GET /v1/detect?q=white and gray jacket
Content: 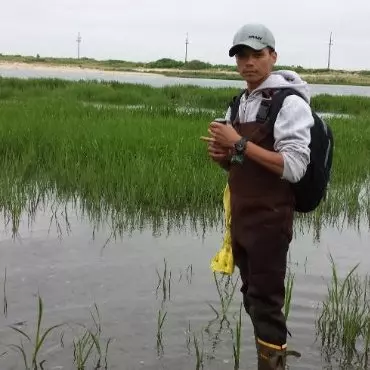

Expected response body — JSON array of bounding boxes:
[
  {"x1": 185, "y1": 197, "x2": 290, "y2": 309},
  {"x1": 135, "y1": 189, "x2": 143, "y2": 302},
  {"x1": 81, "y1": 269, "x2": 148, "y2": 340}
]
[{"x1": 225, "y1": 70, "x2": 314, "y2": 184}]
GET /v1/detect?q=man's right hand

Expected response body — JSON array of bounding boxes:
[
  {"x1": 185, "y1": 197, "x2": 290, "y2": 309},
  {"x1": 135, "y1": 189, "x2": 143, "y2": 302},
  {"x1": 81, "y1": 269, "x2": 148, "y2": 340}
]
[
  {"x1": 208, "y1": 141, "x2": 231, "y2": 164},
  {"x1": 200, "y1": 135, "x2": 231, "y2": 169}
]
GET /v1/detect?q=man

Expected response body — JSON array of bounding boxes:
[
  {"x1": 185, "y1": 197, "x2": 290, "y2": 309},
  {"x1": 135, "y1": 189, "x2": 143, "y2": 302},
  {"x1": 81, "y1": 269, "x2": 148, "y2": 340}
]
[{"x1": 203, "y1": 24, "x2": 314, "y2": 369}]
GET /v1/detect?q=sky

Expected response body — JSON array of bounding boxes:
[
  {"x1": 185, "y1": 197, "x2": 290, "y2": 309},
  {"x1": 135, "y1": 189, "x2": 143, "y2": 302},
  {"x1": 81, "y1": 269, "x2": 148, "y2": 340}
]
[{"x1": 1, "y1": 0, "x2": 370, "y2": 70}]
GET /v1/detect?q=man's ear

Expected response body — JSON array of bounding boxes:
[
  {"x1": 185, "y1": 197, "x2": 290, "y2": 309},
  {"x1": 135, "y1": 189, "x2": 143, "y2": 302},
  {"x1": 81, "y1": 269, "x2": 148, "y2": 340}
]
[{"x1": 271, "y1": 51, "x2": 277, "y2": 65}]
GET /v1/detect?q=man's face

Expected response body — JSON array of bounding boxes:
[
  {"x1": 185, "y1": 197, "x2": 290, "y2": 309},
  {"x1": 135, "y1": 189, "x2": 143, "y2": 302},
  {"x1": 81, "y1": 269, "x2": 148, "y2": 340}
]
[{"x1": 235, "y1": 47, "x2": 277, "y2": 85}]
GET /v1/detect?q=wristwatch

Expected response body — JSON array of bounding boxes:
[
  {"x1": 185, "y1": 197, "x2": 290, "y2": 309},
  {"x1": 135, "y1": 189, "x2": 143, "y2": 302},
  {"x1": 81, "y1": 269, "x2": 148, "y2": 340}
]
[{"x1": 231, "y1": 137, "x2": 248, "y2": 164}]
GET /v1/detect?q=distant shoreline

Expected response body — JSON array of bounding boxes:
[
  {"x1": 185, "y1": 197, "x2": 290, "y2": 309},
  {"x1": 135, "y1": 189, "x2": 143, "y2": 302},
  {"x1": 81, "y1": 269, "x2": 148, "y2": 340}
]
[
  {"x1": 1, "y1": 57, "x2": 370, "y2": 86},
  {"x1": 0, "y1": 61, "x2": 163, "y2": 77}
]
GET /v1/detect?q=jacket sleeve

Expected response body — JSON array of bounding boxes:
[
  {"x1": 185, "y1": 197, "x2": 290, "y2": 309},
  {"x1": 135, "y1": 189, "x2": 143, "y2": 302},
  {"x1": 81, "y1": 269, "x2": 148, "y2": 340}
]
[{"x1": 273, "y1": 95, "x2": 314, "y2": 183}]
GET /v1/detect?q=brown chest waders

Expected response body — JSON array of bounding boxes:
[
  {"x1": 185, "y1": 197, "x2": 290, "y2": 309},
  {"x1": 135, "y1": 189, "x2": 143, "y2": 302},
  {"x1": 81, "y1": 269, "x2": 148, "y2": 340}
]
[{"x1": 228, "y1": 120, "x2": 300, "y2": 368}]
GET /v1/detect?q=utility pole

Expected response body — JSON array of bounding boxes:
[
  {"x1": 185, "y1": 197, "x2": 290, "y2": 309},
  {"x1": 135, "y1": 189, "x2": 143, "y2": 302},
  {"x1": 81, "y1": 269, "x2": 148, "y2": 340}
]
[
  {"x1": 185, "y1": 33, "x2": 189, "y2": 64},
  {"x1": 327, "y1": 32, "x2": 333, "y2": 70},
  {"x1": 76, "y1": 32, "x2": 82, "y2": 59}
]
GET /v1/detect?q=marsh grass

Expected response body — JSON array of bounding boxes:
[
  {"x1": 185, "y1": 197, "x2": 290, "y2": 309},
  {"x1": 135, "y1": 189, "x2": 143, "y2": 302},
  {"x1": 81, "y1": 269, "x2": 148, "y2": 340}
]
[
  {"x1": 73, "y1": 330, "x2": 96, "y2": 369},
  {"x1": 8, "y1": 295, "x2": 63, "y2": 369},
  {"x1": 0, "y1": 76, "x2": 233, "y2": 111},
  {"x1": 284, "y1": 268, "x2": 295, "y2": 321},
  {"x1": 3, "y1": 290, "x2": 111, "y2": 369},
  {"x1": 156, "y1": 259, "x2": 172, "y2": 302},
  {"x1": 231, "y1": 303, "x2": 243, "y2": 370},
  {"x1": 156, "y1": 307, "x2": 167, "y2": 356},
  {"x1": 3, "y1": 76, "x2": 370, "y2": 114},
  {"x1": 208, "y1": 273, "x2": 240, "y2": 324},
  {"x1": 72, "y1": 304, "x2": 112, "y2": 370},
  {"x1": 204, "y1": 273, "x2": 240, "y2": 358},
  {"x1": 0, "y1": 78, "x2": 369, "y2": 239},
  {"x1": 316, "y1": 255, "x2": 370, "y2": 368},
  {"x1": 3, "y1": 268, "x2": 7, "y2": 318},
  {"x1": 0, "y1": 96, "x2": 225, "y2": 217},
  {"x1": 185, "y1": 321, "x2": 192, "y2": 355},
  {"x1": 193, "y1": 331, "x2": 205, "y2": 370},
  {"x1": 178, "y1": 264, "x2": 193, "y2": 284}
]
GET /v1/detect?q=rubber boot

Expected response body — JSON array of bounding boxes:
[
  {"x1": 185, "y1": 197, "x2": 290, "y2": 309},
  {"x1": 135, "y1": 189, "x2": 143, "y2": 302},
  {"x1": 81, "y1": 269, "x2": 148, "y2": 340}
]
[{"x1": 256, "y1": 338, "x2": 301, "y2": 370}]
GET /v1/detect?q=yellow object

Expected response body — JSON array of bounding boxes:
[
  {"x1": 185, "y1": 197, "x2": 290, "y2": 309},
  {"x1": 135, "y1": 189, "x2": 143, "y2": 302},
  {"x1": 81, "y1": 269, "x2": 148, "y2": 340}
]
[{"x1": 210, "y1": 183, "x2": 235, "y2": 275}]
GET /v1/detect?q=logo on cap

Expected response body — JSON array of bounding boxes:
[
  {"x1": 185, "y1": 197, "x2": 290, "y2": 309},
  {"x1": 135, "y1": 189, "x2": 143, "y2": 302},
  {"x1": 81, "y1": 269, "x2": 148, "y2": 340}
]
[{"x1": 248, "y1": 35, "x2": 263, "y2": 41}]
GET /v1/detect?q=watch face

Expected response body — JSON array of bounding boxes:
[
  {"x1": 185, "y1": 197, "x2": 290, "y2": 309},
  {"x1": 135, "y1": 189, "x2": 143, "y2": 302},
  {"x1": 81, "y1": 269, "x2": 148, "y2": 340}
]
[{"x1": 236, "y1": 139, "x2": 245, "y2": 151}]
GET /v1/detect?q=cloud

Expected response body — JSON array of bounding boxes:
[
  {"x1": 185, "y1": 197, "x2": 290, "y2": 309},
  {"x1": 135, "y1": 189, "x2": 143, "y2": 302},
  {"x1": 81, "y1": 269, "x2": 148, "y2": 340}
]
[{"x1": 1, "y1": 0, "x2": 369, "y2": 69}]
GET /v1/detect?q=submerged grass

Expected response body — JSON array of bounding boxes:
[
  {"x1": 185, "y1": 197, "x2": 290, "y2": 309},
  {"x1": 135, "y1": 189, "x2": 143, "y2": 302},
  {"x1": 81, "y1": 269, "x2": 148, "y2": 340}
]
[
  {"x1": 231, "y1": 303, "x2": 243, "y2": 370},
  {"x1": 3, "y1": 268, "x2": 7, "y2": 318},
  {"x1": 208, "y1": 273, "x2": 240, "y2": 324},
  {"x1": 4, "y1": 295, "x2": 111, "y2": 369},
  {"x1": 3, "y1": 251, "x2": 369, "y2": 369},
  {"x1": 72, "y1": 304, "x2": 112, "y2": 370},
  {"x1": 316, "y1": 255, "x2": 370, "y2": 368},
  {"x1": 8, "y1": 295, "x2": 63, "y2": 369},
  {"x1": 284, "y1": 268, "x2": 295, "y2": 321},
  {"x1": 156, "y1": 259, "x2": 172, "y2": 302},
  {"x1": 156, "y1": 307, "x2": 167, "y2": 356},
  {"x1": 193, "y1": 331, "x2": 205, "y2": 370}
]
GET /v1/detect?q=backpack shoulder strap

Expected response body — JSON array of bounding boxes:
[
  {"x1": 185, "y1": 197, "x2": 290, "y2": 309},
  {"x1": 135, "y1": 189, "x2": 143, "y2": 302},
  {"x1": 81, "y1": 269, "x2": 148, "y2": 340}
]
[
  {"x1": 263, "y1": 88, "x2": 308, "y2": 130},
  {"x1": 229, "y1": 89, "x2": 247, "y2": 124},
  {"x1": 229, "y1": 87, "x2": 308, "y2": 127}
]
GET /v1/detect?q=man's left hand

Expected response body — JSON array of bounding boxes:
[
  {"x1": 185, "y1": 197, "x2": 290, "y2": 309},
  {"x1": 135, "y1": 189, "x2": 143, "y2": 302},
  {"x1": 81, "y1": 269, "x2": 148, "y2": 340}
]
[{"x1": 209, "y1": 122, "x2": 242, "y2": 149}]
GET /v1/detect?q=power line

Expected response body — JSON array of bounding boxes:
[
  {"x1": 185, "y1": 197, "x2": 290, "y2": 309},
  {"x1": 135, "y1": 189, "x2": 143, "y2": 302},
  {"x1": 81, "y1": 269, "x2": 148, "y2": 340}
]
[
  {"x1": 327, "y1": 32, "x2": 333, "y2": 70},
  {"x1": 185, "y1": 33, "x2": 189, "y2": 64},
  {"x1": 76, "y1": 32, "x2": 82, "y2": 59}
]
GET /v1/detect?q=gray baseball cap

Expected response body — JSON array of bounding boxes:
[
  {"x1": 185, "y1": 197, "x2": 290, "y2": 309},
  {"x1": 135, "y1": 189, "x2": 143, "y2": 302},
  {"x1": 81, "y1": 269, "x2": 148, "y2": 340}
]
[{"x1": 229, "y1": 23, "x2": 275, "y2": 57}]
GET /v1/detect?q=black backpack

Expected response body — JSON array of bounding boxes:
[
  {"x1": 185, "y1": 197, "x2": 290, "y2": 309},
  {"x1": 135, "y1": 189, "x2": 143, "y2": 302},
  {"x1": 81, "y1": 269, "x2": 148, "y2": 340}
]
[{"x1": 229, "y1": 88, "x2": 334, "y2": 213}]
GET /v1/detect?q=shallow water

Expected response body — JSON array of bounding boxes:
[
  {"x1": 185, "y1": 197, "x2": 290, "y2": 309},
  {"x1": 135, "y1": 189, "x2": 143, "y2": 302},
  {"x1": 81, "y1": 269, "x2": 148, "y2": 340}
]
[
  {"x1": 2, "y1": 65, "x2": 370, "y2": 97},
  {"x1": 82, "y1": 101, "x2": 354, "y2": 120},
  {"x1": 0, "y1": 202, "x2": 369, "y2": 369},
  {"x1": 1, "y1": 65, "x2": 369, "y2": 369}
]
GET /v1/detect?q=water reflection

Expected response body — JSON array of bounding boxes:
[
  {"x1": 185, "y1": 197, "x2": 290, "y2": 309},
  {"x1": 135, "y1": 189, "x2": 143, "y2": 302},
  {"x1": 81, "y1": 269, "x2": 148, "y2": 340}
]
[
  {"x1": 1, "y1": 182, "x2": 369, "y2": 244},
  {"x1": 0, "y1": 193, "x2": 369, "y2": 369}
]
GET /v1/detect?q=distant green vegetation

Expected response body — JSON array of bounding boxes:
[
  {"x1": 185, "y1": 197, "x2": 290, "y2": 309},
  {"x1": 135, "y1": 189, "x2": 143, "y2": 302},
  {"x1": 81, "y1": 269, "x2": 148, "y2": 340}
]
[
  {"x1": 0, "y1": 53, "x2": 146, "y2": 69},
  {"x1": 156, "y1": 70, "x2": 370, "y2": 87},
  {"x1": 2, "y1": 76, "x2": 370, "y2": 114},
  {"x1": 3, "y1": 53, "x2": 370, "y2": 86},
  {"x1": 2, "y1": 53, "x2": 370, "y2": 76}
]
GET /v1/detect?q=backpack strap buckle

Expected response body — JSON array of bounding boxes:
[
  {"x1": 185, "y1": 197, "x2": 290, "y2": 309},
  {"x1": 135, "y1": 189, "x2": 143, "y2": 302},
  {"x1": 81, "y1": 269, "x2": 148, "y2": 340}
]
[
  {"x1": 256, "y1": 89, "x2": 278, "y2": 124},
  {"x1": 256, "y1": 99, "x2": 272, "y2": 123}
]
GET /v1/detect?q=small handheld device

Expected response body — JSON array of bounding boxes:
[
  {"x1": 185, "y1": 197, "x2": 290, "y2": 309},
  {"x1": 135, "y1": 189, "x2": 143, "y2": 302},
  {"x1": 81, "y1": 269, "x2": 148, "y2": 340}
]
[{"x1": 214, "y1": 118, "x2": 228, "y2": 125}]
